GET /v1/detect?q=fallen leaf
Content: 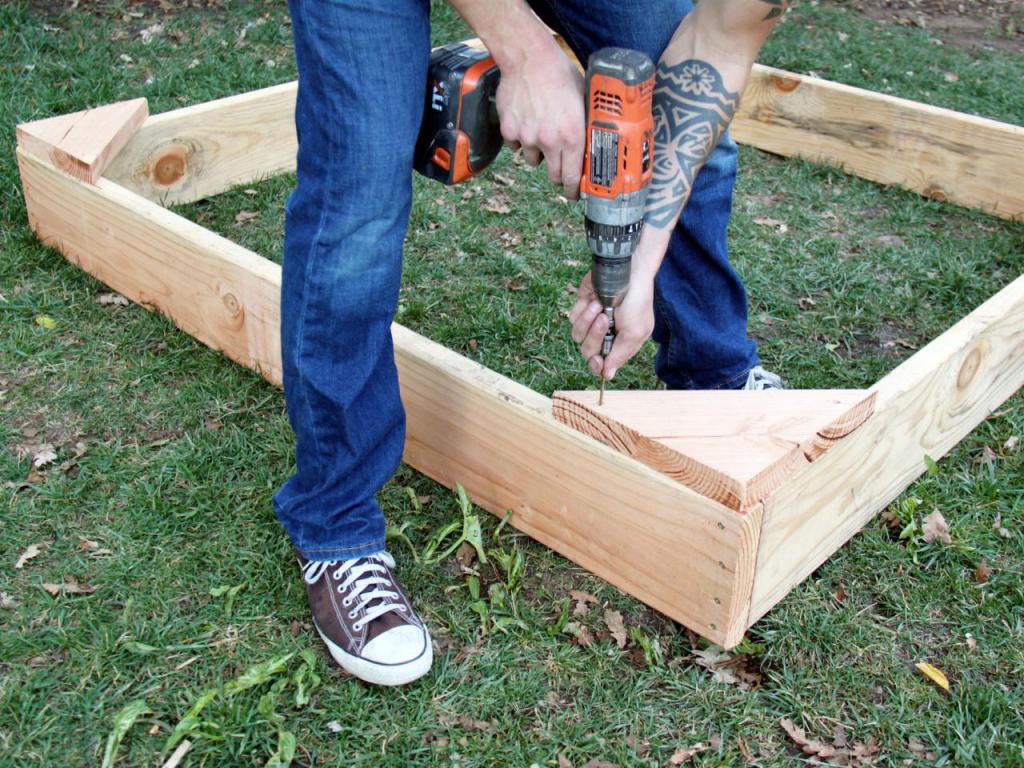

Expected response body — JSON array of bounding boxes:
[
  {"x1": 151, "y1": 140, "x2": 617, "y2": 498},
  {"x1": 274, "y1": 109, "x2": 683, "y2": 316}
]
[
  {"x1": 668, "y1": 744, "x2": 708, "y2": 764},
  {"x1": 42, "y1": 577, "x2": 97, "y2": 596},
  {"x1": 564, "y1": 621, "x2": 594, "y2": 647},
  {"x1": 581, "y1": 761, "x2": 619, "y2": 768},
  {"x1": 993, "y1": 514, "x2": 1012, "y2": 539},
  {"x1": 97, "y1": 292, "x2": 130, "y2": 307},
  {"x1": 780, "y1": 718, "x2": 836, "y2": 758},
  {"x1": 558, "y1": 754, "x2": 573, "y2": 768},
  {"x1": 570, "y1": 589, "x2": 597, "y2": 616},
  {"x1": 501, "y1": 275, "x2": 527, "y2": 291},
  {"x1": 834, "y1": 582, "x2": 846, "y2": 603},
  {"x1": 625, "y1": 733, "x2": 650, "y2": 757},
  {"x1": 492, "y1": 172, "x2": 515, "y2": 187},
  {"x1": 603, "y1": 609, "x2": 627, "y2": 649},
  {"x1": 837, "y1": 31, "x2": 849, "y2": 42},
  {"x1": 234, "y1": 210, "x2": 259, "y2": 226},
  {"x1": 15, "y1": 543, "x2": 43, "y2": 569},
  {"x1": 484, "y1": 197, "x2": 511, "y2": 214},
  {"x1": 455, "y1": 540, "x2": 477, "y2": 568},
  {"x1": 922, "y1": 509, "x2": 951, "y2": 545},
  {"x1": 456, "y1": 714, "x2": 492, "y2": 732},
  {"x1": 709, "y1": 734, "x2": 723, "y2": 749},
  {"x1": 468, "y1": 339, "x2": 478, "y2": 351},
  {"x1": 35, "y1": 315, "x2": 56, "y2": 329},
  {"x1": 326, "y1": 720, "x2": 343, "y2": 733},
  {"x1": 205, "y1": 418, "x2": 223, "y2": 430},
  {"x1": 752, "y1": 216, "x2": 788, "y2": 233},
  {"x1": 243, "y1": 188, "x2": 258, "y2": 195},
  {"x1": 974, "y1": 559, "x2": 991, "y2": 584},
  {"x1": 1003, "y1": 435, "x2": 1019, "y2": 452},
  {"x1": 915, "y1": 661, "x2": 950, "y2": 691},
  {"x1": 833, "y1": 724, "x2": 848, "y2": 748},
  {"x1": 737, "y1": 735, "x2": 755, "y2": 763},
  {"x1": 0, "y1": 592, "x2": 17, "y2": 610},
  {"x1": 798, "y1": 296, "x2": 817, "y2": 309},
  {"x1": 32, "y1": 444, "x2": 57, "y2": 469},
  {"x1": 943, "y1": 72, "x2": 960, "y2": 82}
]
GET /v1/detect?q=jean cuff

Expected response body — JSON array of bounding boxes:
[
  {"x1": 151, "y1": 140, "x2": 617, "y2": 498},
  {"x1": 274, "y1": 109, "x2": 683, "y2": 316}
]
[
  {"x1": 661, "y1": 357, "x2": 759, "y2": 391},
  {"x1": 297, "y1": 538, "x2": 387, "y2": 562}
]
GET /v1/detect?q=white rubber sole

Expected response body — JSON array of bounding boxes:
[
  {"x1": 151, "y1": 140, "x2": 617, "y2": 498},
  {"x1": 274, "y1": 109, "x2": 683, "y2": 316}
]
[{"x1": 313, "y1": 620, "x2": 433, "y2": 687}]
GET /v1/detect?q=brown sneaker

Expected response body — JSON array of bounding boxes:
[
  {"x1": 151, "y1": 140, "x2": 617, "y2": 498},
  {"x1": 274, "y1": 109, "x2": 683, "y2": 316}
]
[{"x1": 299, "y1": 551, "x2": 432, "y2": 686}]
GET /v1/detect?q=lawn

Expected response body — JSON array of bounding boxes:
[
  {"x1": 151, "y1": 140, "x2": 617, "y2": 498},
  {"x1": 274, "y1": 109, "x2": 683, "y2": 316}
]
[{"x1": 1, "y1": 1, "x2": 1023, "y2": 766}]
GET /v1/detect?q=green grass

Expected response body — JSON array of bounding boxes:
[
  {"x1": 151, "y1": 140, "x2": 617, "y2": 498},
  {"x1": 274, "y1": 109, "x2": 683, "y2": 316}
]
[{"x1": 2, "y1": 1, "x2": 1023, "y2": 766}]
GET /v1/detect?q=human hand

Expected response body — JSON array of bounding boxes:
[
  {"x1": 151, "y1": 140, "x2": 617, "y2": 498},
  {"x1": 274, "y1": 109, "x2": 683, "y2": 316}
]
[
  {"x1": 567, "y1": 270, "x2": 655, "y2": 381},
  {"x1": 496, "y1": 45, "x2": 585, "y2": 199}
]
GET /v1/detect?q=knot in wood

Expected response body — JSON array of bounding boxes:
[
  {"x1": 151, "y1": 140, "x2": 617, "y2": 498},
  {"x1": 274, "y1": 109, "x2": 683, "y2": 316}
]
[
  {"x1": 150, "y1": 144, "x2": 189, "y2": 187},
  {"x1": 770, "y1": 74, "x2": 800, "y2": 93},
  {"x1": 957, "y1": 345, "x2": 983, "y2": 391}
]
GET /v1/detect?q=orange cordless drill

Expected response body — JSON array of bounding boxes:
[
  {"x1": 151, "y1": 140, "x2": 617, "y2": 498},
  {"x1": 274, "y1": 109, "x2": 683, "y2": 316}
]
[{"x1": 580, "y1": 47, "x2": 655, "y2": 400}]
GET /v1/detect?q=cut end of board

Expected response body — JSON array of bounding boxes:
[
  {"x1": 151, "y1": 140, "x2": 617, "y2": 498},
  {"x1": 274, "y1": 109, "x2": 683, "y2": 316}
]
[
  {"x1": 16, "y1": 98, "x2": 149, "y2": 184},
  {"x1": 552, "y1": 389, "x2": 876, "y2": 511}
]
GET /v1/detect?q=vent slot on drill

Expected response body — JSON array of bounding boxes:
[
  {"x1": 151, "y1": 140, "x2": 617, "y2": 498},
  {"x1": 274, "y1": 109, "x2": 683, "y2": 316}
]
[
  {"x1": 592, "y1": 90, "x2": 623, "y2": 116},
  {"x1": 589, "y1": 128, "x2": 619, "y2": 188}
]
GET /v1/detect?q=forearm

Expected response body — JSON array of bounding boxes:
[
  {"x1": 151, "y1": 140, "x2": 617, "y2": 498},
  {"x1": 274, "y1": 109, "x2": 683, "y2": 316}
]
[
  {"x1": 636, "y1": 0, "x2": 788, "y2": 277},
  {"x1": 446, "y1": 0, "x2": 562, "y2": 71}
]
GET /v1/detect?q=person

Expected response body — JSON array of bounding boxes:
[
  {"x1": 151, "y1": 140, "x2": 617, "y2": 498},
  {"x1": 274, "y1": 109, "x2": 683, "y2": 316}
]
[{"x1": 277, "y1": 0, "x2": 787, "y2": 686}]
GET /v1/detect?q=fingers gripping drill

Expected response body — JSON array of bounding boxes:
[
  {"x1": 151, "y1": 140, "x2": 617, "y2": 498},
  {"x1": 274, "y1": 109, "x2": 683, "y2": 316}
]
[{"x1": 579, "y1": 48, "x2": 655, "y2": 405}]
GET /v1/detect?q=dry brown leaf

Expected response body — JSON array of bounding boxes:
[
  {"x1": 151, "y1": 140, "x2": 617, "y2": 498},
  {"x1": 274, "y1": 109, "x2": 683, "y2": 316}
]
[
  {"x1": 580, "y1": 761, "x2": 619, "y2": 768},
  {"x1": 234, "y1": 210, "x2": 259, "y2": 226},
  {"x1": 752, "y1": 216, "x2": 788, "y2": 233},
  {"x1": 922, "y1": 509, "x2": 952, "y2": 545},
  {"x1": 97, "y1": 292, "x2": 130, "y2": 306},
  {"x1": 15, "y1": 543, "x2": 43, "y2": 569},
  {"x1": 834, "y1": 581, "x2": 846, "y2": 604},
  {"x1": 455, "y1": 541, "x2": 477, "y2": 568},
  {"x1": 41, "y1": 577, "x2": 96, "y2": 596},
  {"x1": 484, "y1": 196, "x2": 511, "y2": 214},
  {"x1": 603, "y1": 609, "x2": 627, "y2": 649},
  {"x1": 557, "y1": 754, "x2": 573, "y2": 768},
  {"x1": 943, "y1": 71, "x2": 960, "y2": 82},
  {"x1": 564, "y1": 621, "x2": 594, "y2": 647},
  {"x1": 0, "y1": 592, "x2": 17, "y2": 610},
  {"x1": 737, "y1": 735, "x2": 756, "y2": 763},
  {"x1": 798, "y1": 296, "x2": 816, "y2": 309},
  {"x1": 993, "y1": 514, "x2": 1012, "y2": 539},
  {"x1": 492, "y1": 172, "x2": 515, "y2": 187},
  {"x1": 975, "y1": 559, "x2": 992, "y2": 584},
  {"x1": 468, "y1": 339, "x2": 478, "y2": 351},
  {"x1": 32, "y1": 444, "x2": 57, "y2": 469},
  {"x1": 779, "y1": 718, "x2": 836, "y2": 758},
  {"x1": 668, "y1": 743, "x2": 708, "y2": 764},
  {"x1": 1003, "y1": 435, "x2": 1020, "y2": 452}
]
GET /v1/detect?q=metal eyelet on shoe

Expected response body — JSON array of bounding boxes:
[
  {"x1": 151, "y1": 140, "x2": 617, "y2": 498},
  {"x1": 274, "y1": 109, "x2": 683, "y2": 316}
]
[
  {"x1": 353, "y1": 621, "x2": 363, "y2": 632},
  {"x1": 342, "y1": 597, "x2": 351, "y2": 606},
  {"x1": 348, "y1": 610, "x2": 357, "y2": 619},
  {"x1": 398, "y1": 606, "x2": 407, "y2": 612}
]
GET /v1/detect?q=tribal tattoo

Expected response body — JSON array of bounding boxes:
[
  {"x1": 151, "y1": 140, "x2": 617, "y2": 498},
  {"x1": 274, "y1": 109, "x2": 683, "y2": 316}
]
[
  {"x1": 644, "y1": 59, "x2": 740, "y2": 229},
  {"x1": 759, "y1": 0, "x2": 790, "y2": 21}
]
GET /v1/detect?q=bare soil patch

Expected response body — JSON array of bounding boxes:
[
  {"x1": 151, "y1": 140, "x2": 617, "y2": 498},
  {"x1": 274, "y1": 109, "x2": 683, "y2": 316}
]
[{"x1": 834, "y1": 0, "x2": 1024, "y2": 52}]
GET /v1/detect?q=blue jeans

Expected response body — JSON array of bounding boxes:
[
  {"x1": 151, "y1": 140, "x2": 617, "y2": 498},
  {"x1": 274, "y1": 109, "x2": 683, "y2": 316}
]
[{"x1": 274, "y1": 0, "x2": 759, "y2": 559}]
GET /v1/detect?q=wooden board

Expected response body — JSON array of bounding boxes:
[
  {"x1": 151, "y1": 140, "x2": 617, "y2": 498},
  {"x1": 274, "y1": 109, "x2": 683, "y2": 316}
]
[
  {"x1": 17, "y1": 147, "x2": 760, "y2": 647},
  {"x1": 103, "y1": 66, "x2": 1024, "y2": 221},
  {"x1": 553, "y1": 389, "x2": 875, "y2": 511},
  {"x1": 16, "y1": 98, "x2": 148, "y2": 184},
  {"x1": 733, "y1": 66, "x2": 1024, "y2": 220},
  {"x1": 748, "y1": 274, "x2": 1024, "y2": 625}
]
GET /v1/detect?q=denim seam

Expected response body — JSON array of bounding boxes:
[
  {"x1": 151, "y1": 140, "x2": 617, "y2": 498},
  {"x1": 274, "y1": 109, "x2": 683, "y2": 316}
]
[
  {"x1": 304, "y1": 539, "x2": 386, "y2": 555},
  {"x1": 289, "y1": 0, "x2": 338, "y2": 493}
]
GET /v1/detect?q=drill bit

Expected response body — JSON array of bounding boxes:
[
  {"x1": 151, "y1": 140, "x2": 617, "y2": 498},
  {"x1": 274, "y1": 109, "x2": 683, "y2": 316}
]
[{"x1": 598, "y1": 308, "x2": 615, "y2": 406}]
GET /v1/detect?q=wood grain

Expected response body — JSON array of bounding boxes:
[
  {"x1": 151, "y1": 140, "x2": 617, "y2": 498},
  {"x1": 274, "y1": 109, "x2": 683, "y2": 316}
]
[
  {"x1": 553, "y1": 390, "x2": 875, "y2": 511},
  {"x1": 734, "y1": 65, "x2": 1024, "y2": 220},
  {"x1": 17, "y1": 98, "x2": 148, "y2": 184},
  {"x1": 18, "y1": 148, "x2": 757, "y2": 647},
  {"x1": 749, "y1": 274, "x2": 1024, "y2": 624}
]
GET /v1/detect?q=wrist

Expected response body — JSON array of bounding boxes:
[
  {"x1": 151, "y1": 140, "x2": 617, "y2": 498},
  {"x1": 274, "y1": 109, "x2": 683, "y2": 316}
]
[{"x1": 481, "y1": 16, "x2": 560, "y2": 74}]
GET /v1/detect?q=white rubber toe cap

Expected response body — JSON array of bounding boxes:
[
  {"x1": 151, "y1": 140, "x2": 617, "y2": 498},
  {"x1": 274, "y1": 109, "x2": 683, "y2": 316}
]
[{"x1": 363, "y1": 625, "x2": 428, "y2": 664}]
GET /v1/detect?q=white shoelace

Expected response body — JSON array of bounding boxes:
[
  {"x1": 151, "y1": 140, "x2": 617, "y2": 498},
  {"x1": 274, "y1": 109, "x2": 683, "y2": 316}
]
[{"x1": 302, "y1": 552, "x2": 405, "y2": 632}]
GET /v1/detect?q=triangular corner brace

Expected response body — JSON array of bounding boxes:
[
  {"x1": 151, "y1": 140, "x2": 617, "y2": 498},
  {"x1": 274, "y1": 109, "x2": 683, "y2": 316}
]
[
  {"x1": 552, "y1": 388, "x2": 876, "y2": 512},
  {"x1": 15, "y1": 98, "x2": 148, "y2": 184}
]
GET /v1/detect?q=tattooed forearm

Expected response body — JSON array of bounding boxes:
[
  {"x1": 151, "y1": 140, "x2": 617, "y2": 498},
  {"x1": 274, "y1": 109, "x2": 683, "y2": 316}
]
[
  {"x1": 759, "y1": 0, "x2": 790, "y2": 21},
  {"x1": 644, "y1": 59, "x2": 740, "y2": 229}
]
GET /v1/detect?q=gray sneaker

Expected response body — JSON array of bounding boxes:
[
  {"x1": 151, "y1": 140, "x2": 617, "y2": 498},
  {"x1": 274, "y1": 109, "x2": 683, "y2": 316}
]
[
  {"x1": 743, "y1": 365, "x2": 784, "y2": 391},
  {"x1": 299, "y1": 551, "x2": 432, "y2": 686}
]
